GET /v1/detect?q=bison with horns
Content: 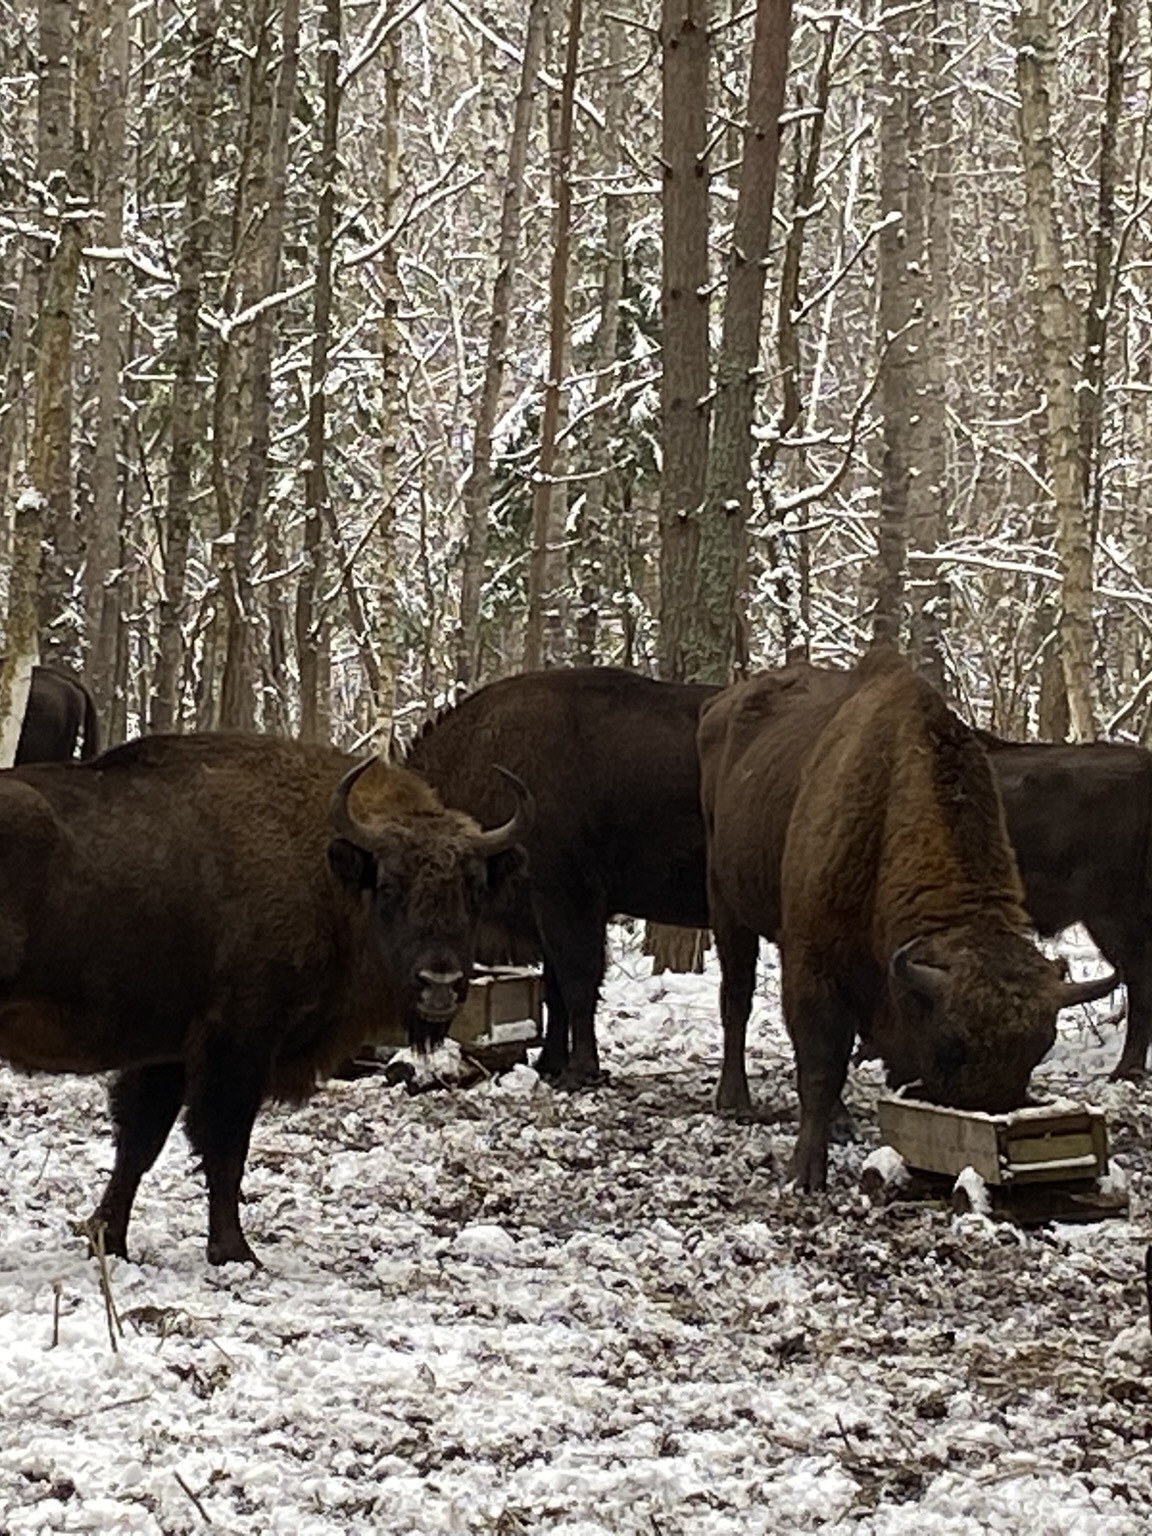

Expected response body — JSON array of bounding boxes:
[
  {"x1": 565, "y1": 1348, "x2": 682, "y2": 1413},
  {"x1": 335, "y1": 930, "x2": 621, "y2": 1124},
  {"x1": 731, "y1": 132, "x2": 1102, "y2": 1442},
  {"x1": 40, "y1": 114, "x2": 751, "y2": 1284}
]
[
  {"x1": 700, "y1": 650, "x2": 1118, "y2": 1189},
  {"x1": 0, "y1": 733, "x2": 530, "y2": 1262}
]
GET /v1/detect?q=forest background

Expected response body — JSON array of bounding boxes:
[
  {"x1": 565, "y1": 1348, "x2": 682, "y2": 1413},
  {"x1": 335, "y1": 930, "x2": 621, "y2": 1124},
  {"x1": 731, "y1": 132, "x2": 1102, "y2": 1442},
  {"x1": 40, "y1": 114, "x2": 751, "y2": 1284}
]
[{"x1": 0, "y1": 0, "x2": 1147, "y2": 754}]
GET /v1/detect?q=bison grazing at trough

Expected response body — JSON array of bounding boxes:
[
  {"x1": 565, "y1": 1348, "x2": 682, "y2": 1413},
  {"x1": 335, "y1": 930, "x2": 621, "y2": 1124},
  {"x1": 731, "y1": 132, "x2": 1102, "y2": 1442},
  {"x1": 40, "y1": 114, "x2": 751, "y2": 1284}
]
[
  {"x1": 701, "y1": 651, "x2": 1117, "y2": 1189},
  {"x1": 11, "y1": 665, "x2": 100, "y2": 763},
  {"x1": 0, "y1": 733, "x2": 530, "y2": 1263},
  {"x1": 406, "y1": 667, "x2": 717, "y2": 1086}
]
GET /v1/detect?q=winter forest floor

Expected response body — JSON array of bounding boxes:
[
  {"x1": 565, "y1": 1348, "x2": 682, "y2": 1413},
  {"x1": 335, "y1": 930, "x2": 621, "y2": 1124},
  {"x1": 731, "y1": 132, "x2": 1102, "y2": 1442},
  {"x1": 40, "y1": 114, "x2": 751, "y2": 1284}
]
[{"x1": 2, "y1": 930, "x2": 1152, "y2": 1535}]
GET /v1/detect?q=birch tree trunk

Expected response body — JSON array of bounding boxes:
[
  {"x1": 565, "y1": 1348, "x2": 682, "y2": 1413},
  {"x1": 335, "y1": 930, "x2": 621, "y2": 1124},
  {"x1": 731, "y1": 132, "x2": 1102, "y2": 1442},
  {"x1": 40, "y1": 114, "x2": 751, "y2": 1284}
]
[
  {"x1": 149, "y1": 0, "x2": 216, "y2": 732},
  {"x1": 691, "y1": 0, "x2": 793, "y2": 684},
  {"x1": 297, "y1": 0, "x2": 341, "y2": 744},
  {"x1": 658, "y1": 0, "x2": 710, "y2": 682},
  {"x1": 1015, "y1": 0, "x2": 1097, "y2": 739},
  {"x1": 524, "y1": 0, "x2": 583, "y2": 672},
  {"x1": 455, "y1": 0, "x2": 548, "y2": 687}
]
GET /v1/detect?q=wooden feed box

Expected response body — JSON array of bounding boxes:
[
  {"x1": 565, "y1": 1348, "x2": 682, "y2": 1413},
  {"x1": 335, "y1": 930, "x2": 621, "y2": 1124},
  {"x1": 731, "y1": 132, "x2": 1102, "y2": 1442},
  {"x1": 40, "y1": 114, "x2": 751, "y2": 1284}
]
[
  {"x1": 875, "y1": 1095, "x2": 1125, "y2": 1223},
  {"x1": 363, "y1": 965, "x2": 544, "y2": 1065}
]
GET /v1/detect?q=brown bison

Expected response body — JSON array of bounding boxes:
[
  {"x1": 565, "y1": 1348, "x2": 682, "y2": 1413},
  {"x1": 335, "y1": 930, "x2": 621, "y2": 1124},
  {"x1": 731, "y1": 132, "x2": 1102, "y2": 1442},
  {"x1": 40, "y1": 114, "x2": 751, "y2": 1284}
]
[
  {"x1": 406, "y1": 667, "x2": 716, "y2": 1086},
  {"x1": 0, "y1": 733, "x2": 529, "y2": 1262},
  {"x1": 700, "y1": 651, "x2": 1117, "y2": 1188},
  {"x1": 12, "y1": 665, "x2": 100, "y2": 763}
]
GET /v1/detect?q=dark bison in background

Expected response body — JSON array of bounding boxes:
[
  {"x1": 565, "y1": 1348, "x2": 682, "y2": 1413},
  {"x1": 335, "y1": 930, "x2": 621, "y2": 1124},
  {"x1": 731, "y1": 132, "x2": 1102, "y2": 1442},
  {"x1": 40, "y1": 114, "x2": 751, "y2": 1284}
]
[
  {"x1": 0, "y1": 733, "x2": 529, "y2": 1263},
  {"x1": 14, "y1": 665, "x2": 99, "y2": 763},
  {"x1": 981, "y1": 736, "x2": 1152, "y2": 1080},
  {"x1": 406, "y1": 667, "x2": 716, "y2": 1086},
  {"x1": 701, "y1": 651, "x2": 1117, "y2": 1188}
]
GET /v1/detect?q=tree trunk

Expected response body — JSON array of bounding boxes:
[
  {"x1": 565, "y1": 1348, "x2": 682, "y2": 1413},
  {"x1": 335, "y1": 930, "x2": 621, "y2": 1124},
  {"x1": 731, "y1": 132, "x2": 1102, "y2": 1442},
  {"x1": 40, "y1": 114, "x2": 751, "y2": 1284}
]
[
  {"x1": 297, "y1": 0, "x2": 341, "y2": 744},
  {"x1": 907, "y1": 0, "x2": 953, "y2": 693},
  {"x1": 149, "y1": 0, "x2": 215, "y2": 733},
  {"x1": 658, "y1": 0, "x2": 710, "y2": 682},
  {"x1": 455, "y1": 0, "x2": 548, "y2": 688},
  {"x1": 1079, "y1": 0, "x2": 1125, "y2": 546},
  {"x1": 574, "y1": 16, "x2": 627, "y2": 665},
  {"x1": 86, "y1": 0, "x2": 130, "y2": 730},
  {"x1": 34, "y1": 0, "x2": 79, "y2": 668},
  {"x1": 692, "y1": 0, "x2": 793, "y2": 685},
  {"x1": 524, "y1": 0, "x2": 583, "y2": 672},
  {"x1": 1015, "y1": 0, "x2": 1097, "y2": 739},
  {"x1": 220, "y1": 0, "x2": 300, "y2": 731},
  {"x1": 872, "y1": 0, "x2": 920, "y2": 650},
  {"x1": 372, "y1": 29, "x2": 403, "y2": 747}
]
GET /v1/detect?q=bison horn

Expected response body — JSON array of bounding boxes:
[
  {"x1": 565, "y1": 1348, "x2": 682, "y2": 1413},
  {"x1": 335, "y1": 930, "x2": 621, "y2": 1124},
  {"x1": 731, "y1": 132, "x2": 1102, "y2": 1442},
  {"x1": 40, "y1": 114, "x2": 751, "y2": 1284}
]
[
  {"x1": 329, "y1": 756, "x2": 379, "y2": 846},
  {"x1": 889, "y1": 940, "x2": 950, "y2": 1001},
  {"x1": 1057, "y1": 968, "x2": 1120, "y2": 1010},
  {"x1": 470, "y1": 765, "x2": 535, "y2": 857}
]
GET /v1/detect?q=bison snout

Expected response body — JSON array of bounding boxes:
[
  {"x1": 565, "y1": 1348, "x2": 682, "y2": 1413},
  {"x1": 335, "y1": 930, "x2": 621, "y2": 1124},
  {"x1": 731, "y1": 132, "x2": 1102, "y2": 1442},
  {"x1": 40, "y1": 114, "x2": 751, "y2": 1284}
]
[{"x1": 416, "y1": 967, "x2": 466, "y2": 1023}]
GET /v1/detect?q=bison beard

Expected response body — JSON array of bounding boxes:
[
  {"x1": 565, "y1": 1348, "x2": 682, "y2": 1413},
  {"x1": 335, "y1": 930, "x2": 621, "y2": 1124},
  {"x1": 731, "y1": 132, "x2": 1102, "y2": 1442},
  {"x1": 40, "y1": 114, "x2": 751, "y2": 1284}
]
[
  {"x1": 701, "y1": 651, "x2": 1117, "y2": 1191},
  {"x1": 0, "y1": 734, "x2": 529, "y2": 1263}
]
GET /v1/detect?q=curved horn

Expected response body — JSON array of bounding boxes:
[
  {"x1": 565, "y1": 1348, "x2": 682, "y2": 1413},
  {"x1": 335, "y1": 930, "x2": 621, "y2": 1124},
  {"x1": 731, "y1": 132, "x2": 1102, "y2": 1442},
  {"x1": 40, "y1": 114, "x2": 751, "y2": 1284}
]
[
  {"x1": 890, "y1": 940, "x2": 949, "y2": 1002},
  {"x1": 1057, "y1": 968, "x2": 1121, "y2": 1010},
  {"x1": 471, "y1": 764, "x2": 535, "y2": 857},
  {"x1": 328, "y1": 757, "x2": 379, "y2": 847}
]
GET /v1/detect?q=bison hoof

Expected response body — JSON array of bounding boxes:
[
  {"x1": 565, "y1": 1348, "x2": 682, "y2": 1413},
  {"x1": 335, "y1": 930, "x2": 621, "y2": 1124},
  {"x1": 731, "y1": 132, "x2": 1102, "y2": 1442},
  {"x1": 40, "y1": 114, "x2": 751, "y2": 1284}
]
[
  {"x1": 207, "y1": 1236, "x2": 261, "y2": 1266},
  {"x1": 82, "y1": 1214, "x2": 129, "y2": 1261},
  {"x1": 1110, "y1": 1057, "x2": 1147, "y2": 1084},
  {"x1": 555, "y1": 1065, "x2": 609, "y2": 1092},
  {"x1": 534, "y1": 1051, "x2": 570, "y2": 1078}
]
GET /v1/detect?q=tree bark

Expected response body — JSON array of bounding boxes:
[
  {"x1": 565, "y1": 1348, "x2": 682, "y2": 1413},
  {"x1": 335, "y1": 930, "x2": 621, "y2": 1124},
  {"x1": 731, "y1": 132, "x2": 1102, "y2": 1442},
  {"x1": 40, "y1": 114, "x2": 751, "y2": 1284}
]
[
  {"x1": 86, "y1": 0, "x2": 130, "y2": 730},
  {"x1": 1015, "y1": 0, "x2": 1098, "y2": 739},
  {"x1": 455, "y1": 0, "x2": 549, "y2": 687},
  {"x1": 658, "y1": 0, "x2": 711, "y2": 682},
  {"x1": 149, "y1": 0, "x2": 215, "y2": 733},
  {"x1": 691, "y1": 0, "x2": 793, "y2": 685},
  {"x1": 524, "y1": 0, "x2": 583, "y2": 672},
  {"x1": 297, "y1": 0, "x2": 341, "y2": 744},
  {"x1": 220, "y1": 0, "x2": 300, "y2": 731}
]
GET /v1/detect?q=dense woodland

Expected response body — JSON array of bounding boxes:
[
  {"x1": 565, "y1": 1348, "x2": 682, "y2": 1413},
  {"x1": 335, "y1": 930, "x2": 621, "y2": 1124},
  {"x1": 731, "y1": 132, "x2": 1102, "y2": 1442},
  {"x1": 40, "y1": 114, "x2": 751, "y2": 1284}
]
[{"x1": 0, "y1": 0, "x2": 1149, "y2": 750}]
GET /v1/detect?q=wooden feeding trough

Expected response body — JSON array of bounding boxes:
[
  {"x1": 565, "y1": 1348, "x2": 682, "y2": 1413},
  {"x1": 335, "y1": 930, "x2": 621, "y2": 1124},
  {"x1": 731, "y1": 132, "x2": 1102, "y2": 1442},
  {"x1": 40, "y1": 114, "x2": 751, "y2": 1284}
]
[
  {"x1": 871, "y1": 1095, "x2": 1127, "y2": 1224},
  {"x1": 350, "y1": 965, "x2": 544, "y2": 1076}
]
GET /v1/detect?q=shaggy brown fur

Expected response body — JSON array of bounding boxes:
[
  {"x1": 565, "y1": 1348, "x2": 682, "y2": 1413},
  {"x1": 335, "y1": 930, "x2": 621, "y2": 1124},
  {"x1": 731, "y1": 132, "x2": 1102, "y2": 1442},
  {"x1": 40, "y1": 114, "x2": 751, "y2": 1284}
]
[
  {"x1": 0, "y1": 733, "x2": 525, "y2": 1262},
  {"x1": 702, "y1": 651, "x2": 1116, "y2": 1189},
  {"x1": 699, "y1": 662, "x2": 860, "y2": 1115},
  {"x1": 5, "y1": 664, "x2": 100, "y2": 763}
]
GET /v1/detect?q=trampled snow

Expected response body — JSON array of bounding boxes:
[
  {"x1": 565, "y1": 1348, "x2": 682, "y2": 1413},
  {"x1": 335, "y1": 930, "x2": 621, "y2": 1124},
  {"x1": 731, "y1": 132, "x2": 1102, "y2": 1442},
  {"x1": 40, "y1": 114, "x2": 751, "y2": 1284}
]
[{"x1": 1, "y1": 927, "x2": 1150, "y2": 1533}]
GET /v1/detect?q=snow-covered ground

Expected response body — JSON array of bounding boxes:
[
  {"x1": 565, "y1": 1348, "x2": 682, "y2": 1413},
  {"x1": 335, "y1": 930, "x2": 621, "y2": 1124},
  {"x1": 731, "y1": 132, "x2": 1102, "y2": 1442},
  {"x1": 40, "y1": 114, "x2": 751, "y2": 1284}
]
[{"x1": 2, "y1": 928, "x2": 1151, "y2": 1535}]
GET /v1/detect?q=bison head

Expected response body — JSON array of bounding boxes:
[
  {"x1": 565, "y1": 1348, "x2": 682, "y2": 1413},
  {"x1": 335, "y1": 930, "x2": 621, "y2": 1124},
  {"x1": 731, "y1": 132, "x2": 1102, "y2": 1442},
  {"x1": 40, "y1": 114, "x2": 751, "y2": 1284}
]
[
  {"x1": 327, "y1": 760, "x2": 533, "y2": 1049},
  {"x1": 885, "y1": 931, "x2": 1118, "y2": 1111}
]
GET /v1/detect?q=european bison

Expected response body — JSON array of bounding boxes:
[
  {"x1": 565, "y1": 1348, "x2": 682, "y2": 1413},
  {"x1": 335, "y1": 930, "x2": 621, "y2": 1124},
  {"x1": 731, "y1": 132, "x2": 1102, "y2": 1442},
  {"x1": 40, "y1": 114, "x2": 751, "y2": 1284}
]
[
  {"x1": 0, "y1": 733, "x2": 530, "y2": 1262},
  {"x1": 983, "y1": 736, "x2": 1152, "y2": 1080},
  {"x1": 701, "y1": 652, "x2": 1117, "y2": 1188},
  {"x1": 406, "y1": 667, "x2": 716, "y2": 1086},
  {"x1": 14, "y1": 665, "x2": 99, "y2": 763}
]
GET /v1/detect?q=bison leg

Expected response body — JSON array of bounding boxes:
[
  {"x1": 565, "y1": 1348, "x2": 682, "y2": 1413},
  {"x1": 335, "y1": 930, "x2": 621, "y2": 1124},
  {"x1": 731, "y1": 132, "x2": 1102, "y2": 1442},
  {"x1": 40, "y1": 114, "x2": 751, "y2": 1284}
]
[
  {"x1": 1097, "y1": 930, "x2": 1146, "y2": 1081},
  {"x1": 183, "y1": 1052, "x2": 269, "y2": 1266},
  {"x1": 712, "y1": 913, "x2": 759, "y2": 1118},
  {"x1": 532, "y1": 891, "x2": 609, "y2": 1089},
  {"x1": 783, "y1": 959, "x2": 857, "y2": 1192},
  {"x1": 92, "y1": 1064, "x2": 186, "y2": 1259},
  {"x1": 534, "y1": 963, "x2": 571, "y2": 1077}
]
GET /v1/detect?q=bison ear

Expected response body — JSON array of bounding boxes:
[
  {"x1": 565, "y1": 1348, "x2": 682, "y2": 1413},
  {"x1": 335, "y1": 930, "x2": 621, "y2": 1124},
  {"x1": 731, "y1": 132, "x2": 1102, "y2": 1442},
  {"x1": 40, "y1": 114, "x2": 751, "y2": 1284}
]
[
  {"x1": 485, "y1": 845, "x2": 528, "y2": 898},
  {"x1": 327, "y1": 837, "x2": 375, "y2": 892}
]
